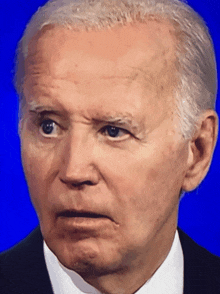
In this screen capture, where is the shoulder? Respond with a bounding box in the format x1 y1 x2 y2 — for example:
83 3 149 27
178 228 220 294
0 227 53 294
0 227 44 274
178 228 220 268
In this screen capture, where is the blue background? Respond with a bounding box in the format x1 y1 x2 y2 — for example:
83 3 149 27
0 0 220 255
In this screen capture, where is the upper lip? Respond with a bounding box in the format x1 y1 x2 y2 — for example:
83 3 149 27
57 209 112 220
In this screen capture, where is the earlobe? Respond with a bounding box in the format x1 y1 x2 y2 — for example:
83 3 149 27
182 110 218 192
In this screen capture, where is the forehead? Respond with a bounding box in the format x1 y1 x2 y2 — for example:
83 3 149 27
26 20 177 79
24 21 178 131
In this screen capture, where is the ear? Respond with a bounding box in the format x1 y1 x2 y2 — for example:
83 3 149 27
182 110 218 192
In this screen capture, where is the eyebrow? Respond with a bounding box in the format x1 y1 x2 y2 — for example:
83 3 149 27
29 103 138 126
28 103 65 117
28 103 145 136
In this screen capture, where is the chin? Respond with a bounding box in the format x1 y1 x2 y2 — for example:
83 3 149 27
47 236 123 278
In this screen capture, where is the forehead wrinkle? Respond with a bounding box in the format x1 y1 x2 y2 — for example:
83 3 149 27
100 75 135 81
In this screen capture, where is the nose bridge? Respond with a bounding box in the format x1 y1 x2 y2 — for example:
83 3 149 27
59 123 98 183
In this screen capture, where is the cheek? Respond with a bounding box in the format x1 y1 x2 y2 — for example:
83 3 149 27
21 128 60 179
109 161 182 248
21 137 58 212
101 143 187 222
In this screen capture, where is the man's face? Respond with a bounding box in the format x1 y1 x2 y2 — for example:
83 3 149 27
21 22 189 278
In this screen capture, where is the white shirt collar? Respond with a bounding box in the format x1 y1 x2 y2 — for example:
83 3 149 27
44 231 183 294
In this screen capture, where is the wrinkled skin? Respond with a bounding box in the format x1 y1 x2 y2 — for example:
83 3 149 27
20 21 217 294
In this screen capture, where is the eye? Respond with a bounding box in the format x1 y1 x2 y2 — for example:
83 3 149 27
102 125 130 139
39 119 59 137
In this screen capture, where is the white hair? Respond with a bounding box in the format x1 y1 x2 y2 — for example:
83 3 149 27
15 0 217 138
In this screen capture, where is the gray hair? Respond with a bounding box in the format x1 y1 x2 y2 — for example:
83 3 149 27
15 0 217 138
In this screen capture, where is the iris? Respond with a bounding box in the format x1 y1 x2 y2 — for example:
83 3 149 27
106 126 120 137
41 120 55 135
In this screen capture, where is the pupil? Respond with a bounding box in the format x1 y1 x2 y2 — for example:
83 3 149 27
42 120 54 134
107 126 119 137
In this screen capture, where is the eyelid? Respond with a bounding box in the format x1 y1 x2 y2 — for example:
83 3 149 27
29 109 66 125
29 110 64 129
100 125 131 141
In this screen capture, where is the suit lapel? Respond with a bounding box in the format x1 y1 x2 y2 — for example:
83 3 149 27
1 227 54 294
178 228 219 294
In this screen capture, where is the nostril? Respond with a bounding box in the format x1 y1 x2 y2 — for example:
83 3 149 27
72 180 94 187
60 178 95 189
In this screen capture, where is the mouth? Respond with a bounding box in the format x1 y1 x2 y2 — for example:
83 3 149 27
55 209 118 232
57 210 111 220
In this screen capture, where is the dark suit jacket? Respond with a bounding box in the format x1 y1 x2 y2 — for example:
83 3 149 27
0 227 220 294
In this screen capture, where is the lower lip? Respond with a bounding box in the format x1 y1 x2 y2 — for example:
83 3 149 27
57 216 111 231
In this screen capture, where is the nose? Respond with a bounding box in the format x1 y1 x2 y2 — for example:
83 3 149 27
59 130 100 189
